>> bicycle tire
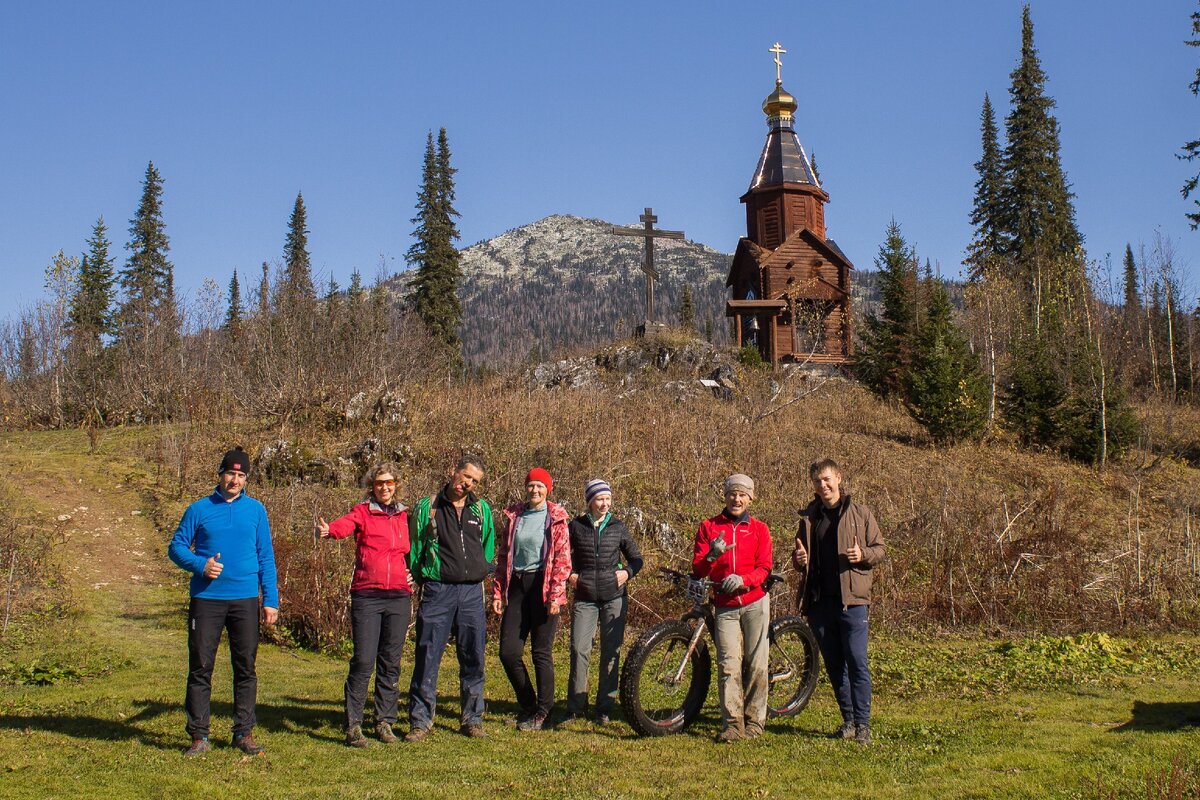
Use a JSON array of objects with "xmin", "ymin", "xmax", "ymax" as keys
[
  {"xmin": 619, "ymin": 620, "xmax": 712, "ymax": 736},
  {"xmin": 766, "ymin": 616, "xmax": 820, "ymax": 718}
]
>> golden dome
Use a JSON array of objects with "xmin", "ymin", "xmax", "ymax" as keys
[{"xmin": 762, "ymin": 82, "xmax": 797, "ymax": 120}]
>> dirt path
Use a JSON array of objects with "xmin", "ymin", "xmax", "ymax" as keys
[{"xmin": 1, "ymin": 434, "xmax": 179, "ymax": 624}]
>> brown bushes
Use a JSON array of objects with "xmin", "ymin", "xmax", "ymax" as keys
[{"xmin": 142, "ymin": 352, "xmax": 1199, "ymax": 651}]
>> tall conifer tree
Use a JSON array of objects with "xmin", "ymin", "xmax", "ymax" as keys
[
  {"xmin": 857, "ymin": 220, "xmax": 919, "ymax": 399},
  {"xmin": 70, "ymin": 216, "xmax": 116, "ymax": 353},
  {"xmin": 281, "ymin": 192, "xmax": 315, "ymax": 315},
  {"xmin": 225, "ymin": 269, "xmax": 243, "ymax": 336},
  {"xmin": 1000, "ymin": 6, "xmax": 1081, "ymax": 290},
  {"xmin": 1121, "ymin": 244, "xmax": 1141, "ymax": 312},
  {"xmin": 906, "ymin": 277, "xmax": 989, "ymax": 443},
  {"xmin": 408, "ymin": 128, "xmax": 463, "ymax": 362},
  {"xmin": 117, "ymin": 162, "xmax": 176, "ymax": 346},
  {"xmin": 966, "ymin": 94, "xmax": 1007, "ymax": 280}
]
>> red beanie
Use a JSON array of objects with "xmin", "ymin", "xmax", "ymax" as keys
[{"xmin": 525, "ymin": 467, "xmax": 553, "ymax": 494}]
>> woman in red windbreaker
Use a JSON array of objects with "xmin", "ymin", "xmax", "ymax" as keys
[{"xmin": 317, "ymin": 461, "xmax": 412, "ymax": 748}]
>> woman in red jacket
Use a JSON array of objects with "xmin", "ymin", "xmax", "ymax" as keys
[
  {"xmin": 692, "ymin": 473, "xmax": 773, "ymax": 743},
  {"xmin": 317, "ymin": 462, "xmax": 412, "ymax": 747}
]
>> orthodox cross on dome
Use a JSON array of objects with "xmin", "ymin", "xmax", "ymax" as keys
[
  {"xmin": 769, "ymin": 42, "xmax": 787, "ymax": 84},
  {"xmin": 611, "ymin": 208, "xmax": 684, "ymax": 325}
]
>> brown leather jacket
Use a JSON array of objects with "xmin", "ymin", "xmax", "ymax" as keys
[{"xmin": 792, "ymin": 495, "xmax": 885, "ymax": 612}]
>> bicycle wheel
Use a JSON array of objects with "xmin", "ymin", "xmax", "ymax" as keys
[
  {"xmin": 766, "ymin": 616, "xmax": 820, "ymax": 718},
  {"xmin": 619, "ymin": 620, "xmax": 711, "ymax": 736}
]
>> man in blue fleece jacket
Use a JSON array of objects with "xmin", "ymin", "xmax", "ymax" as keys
[{"xmin": 169, "ymin": 447, "xmax": 278, "ymax": 757}]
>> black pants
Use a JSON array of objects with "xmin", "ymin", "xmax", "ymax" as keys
[
  {"xmin": 186, "ymin": 597, "xmax": 260, "ymax": 739},
  {"xmin": 344, "ymin": 593, "xmax": 412, "ymax": 729},
  {"xmin": 498, "ymin": 570, "xmax": 559, "ymax": 716}
]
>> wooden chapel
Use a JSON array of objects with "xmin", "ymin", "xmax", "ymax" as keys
[{"xmin": 726, "ymin": 49, "xmax": 854, "ymax": 365}]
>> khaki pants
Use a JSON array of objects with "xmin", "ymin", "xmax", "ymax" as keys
[{"xmin": 713, "ymin": 594, "xmax": 770, "ymax": 734}]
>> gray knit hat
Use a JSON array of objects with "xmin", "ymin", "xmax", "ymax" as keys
[
  {"xmin": 585, "ymin": 479, "xmax": 612, "ymax": 504},
  {"xmin": 724, "ymin": 473, "xmax": 755, "ymax": 499}
]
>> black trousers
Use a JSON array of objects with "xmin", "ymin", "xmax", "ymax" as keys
[
  {"xmin": 498, "ymin": 570, "xmax": 559, "ymax": 716},
  {"xmin": 186, "ymin": 597, "xmax": 260, "ymax": 739},
  {"xmin": 344, "ymin": 593, "xmax": 412, "ymax": 729}
]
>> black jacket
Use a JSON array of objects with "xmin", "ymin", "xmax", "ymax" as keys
[{"xmin": 568, "ymin": 513, "xmax": 643, "ymax": 603}]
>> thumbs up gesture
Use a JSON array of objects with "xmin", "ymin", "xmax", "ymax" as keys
[
  {"xmin": 846, "ymin": 538, "xmax": 863, "ymax": 565},
  {"xmin": 793, "ymin": 537, "xmax": 808, "ymax": 568},
  {"xmin": 316, "ymin": 517, "xmax": 331, "ymax": 538},
  {"xmin": 204, "ymin": 553, "xmax": 223, "ymax": 579}
]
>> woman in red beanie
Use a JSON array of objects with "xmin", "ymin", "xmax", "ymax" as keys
[{"xmin": 492, "ymin": 467, "xmax": 572, "ymax": 731}]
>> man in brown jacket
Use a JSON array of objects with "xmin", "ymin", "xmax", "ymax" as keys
[{"xmin": 792, "ymin": 458, "xmax": 885, "ymax": 744}]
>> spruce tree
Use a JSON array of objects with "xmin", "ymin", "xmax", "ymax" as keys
[
  {"xmin": 857, "ymin": 220, "xmax": 919, "ymax": 399},
  {"xmin": 281, "ymin": 192, "xmax": 315, "ymax": 315},
  {"xmin": 906, "ymin": 277, "xmax": 988, "ymax": 443},
  {"xmin": 1181, "ymin": 3, "xmax": 1200, "ymax": 228},
  {"xmin": 407, "ymin": 128, "xmax": 463, "ymax": 363},
  {"xmin": 966, "ymin": 94, "xmax": 1007, "ymax": 280},
  {"xmin": 70, "ymin": 217, "xmax": 116, "ymax": 352},
  {"xmin": 678, "ymin": 284, "xmax": 695, "ymax": 330},
  {"xmin": 117, "ymin": 162, "xmax": 176, "ymax": 347},
  {"xmin": 1000, "ymin": 6, "xmax": 1081, "ymax": 290},
  {"xmin": 225, "ymin": 269, "xmax": 243, "ymax": 335},
  {"xmin": 258, "ymin": 262, "xmax": 270, "ymax": 315},
  {"xmin": 325, "ymin": 275, "xmax": 340, "ymax": 323},
  {"xmin": 1121, "ymin": 244, "xmax": 1141, "ymax": 311},
  {"xmin": 1002, "ymin": 333, "xmax": 1064, "ymax": 448}
]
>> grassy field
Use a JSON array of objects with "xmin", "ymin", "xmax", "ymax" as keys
[{"xmin": 1, "ymin": 430, "xmax": 1198, "ymax": 800}]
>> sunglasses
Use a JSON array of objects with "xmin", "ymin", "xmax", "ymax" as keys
[{"xmin": 373, "ymin": 479, "xmax": 396, "ymax": 488}]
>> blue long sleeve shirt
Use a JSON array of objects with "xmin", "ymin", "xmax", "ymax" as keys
[{"xmin": 169, "ymin": 490, "xmax": 279, "ymax": 608}]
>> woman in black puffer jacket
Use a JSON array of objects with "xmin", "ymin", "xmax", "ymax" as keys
[{"xmin": 561, "ymin": 479, "xmax": 644, "ymax": 725}]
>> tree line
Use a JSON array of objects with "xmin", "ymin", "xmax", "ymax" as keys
[
  {"xmin": 0, "ymin": 128, "xmax": 464, "ymax": 432},
  {"xmin": 855, "ymin": 5, "xmax": 1199, "ymax": 464}
]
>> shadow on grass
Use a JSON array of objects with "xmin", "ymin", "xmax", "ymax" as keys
[
  {"xmin": 0, "ymin": 697, "xmax": 345, "ymax": 748},
  {"xmin": 1112, "ymin": 701, "xmax": 1200, "ymax": 733},
  {"xmin": 0, "ymin": 708, "xmax": 176, "ymax": 749}
]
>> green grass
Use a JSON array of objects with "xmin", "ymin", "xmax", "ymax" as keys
[{"xmin": 0, "ymin": 429, "xmax": 1198, "ymax": 799}]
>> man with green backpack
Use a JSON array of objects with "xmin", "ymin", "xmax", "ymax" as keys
[{"xmin": 405, "ymin": 455, "xmax": 496, "ymax": 741}]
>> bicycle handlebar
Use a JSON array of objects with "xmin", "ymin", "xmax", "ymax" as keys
[{"xmin": 659, "ymin": 567, "xmax": 787, "ymax": 592}]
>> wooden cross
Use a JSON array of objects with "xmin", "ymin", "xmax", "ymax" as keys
[
  {"xmin": 611, "ymin": 208, "xmax": 684, "ymax": 324},
  {"xmin": 769, "ymin": 42, "xmax": 787, "ymax": 83}
]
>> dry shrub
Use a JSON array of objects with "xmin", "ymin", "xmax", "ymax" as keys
[
  {"xmin": 0, "ymin": 479, "xmax": 59, "ymax": 636},
  {"xmin": 143, "ymin": 351, "xmax": 1200, "ymax": 647}
]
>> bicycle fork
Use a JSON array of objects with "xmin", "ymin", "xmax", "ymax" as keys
[{"xmin": 671, "ymin": 621, "xmax": 709, "ymax": 685}]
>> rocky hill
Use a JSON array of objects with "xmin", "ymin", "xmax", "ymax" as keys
[
  {"xmin": 389, "ymin": 214, "xmax": 886, "ymax": 368},
  {"xmin": 386, "ymin": 215, "xmax": 731, "ymax": 367}
]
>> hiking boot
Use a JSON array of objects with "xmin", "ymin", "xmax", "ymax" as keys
[
  {"xmin": 831, "ymin": 722, "xmax": 856, "ymax": 740},
  {"xmin": 375, "ymin": 721, "xmax": 397, "ymax": 744},
  {"xmin": 714, "ymin": 726, "xmax": 745, "ymax": 743},
  {"xmin": 592, "ymin": 712, "xmax": 611, "ymax": 727},
  {"xmin": 855, "ymin": 723, "xmax": 872, "ymax": 745},
  {"xmin": 744, "ymin": 723, "xmax": 764, "ymax": 740},
  {"xmin": 460, "ymin": 723, "xmax": 487, "ymax": 739},
  {"xmin": 345, "ymin": 724, "xmax": 369, "ymax": 748},
  {"xmin": 404, "ymin": 726, "xmax": 431, "ymax": 743},
  {"xmin": 517, "ymin": 711, "xmax": 547, "ymax": 732},
  {"xmin": 233, "ymin": 733, "xmax": 265, "ymax": 756},
  {"xmin": 183, "ymin": 737, "xmax": 210, "ymax": 757}
]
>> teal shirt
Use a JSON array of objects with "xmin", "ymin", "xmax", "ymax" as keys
[{"xmin": 513, "ymin": 505, "xmax": 547, "ymax": 572}]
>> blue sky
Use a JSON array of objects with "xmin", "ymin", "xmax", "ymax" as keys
[{"xmin": 2, "ymin": 1, "xmax": 1197, "ymax": 323}]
